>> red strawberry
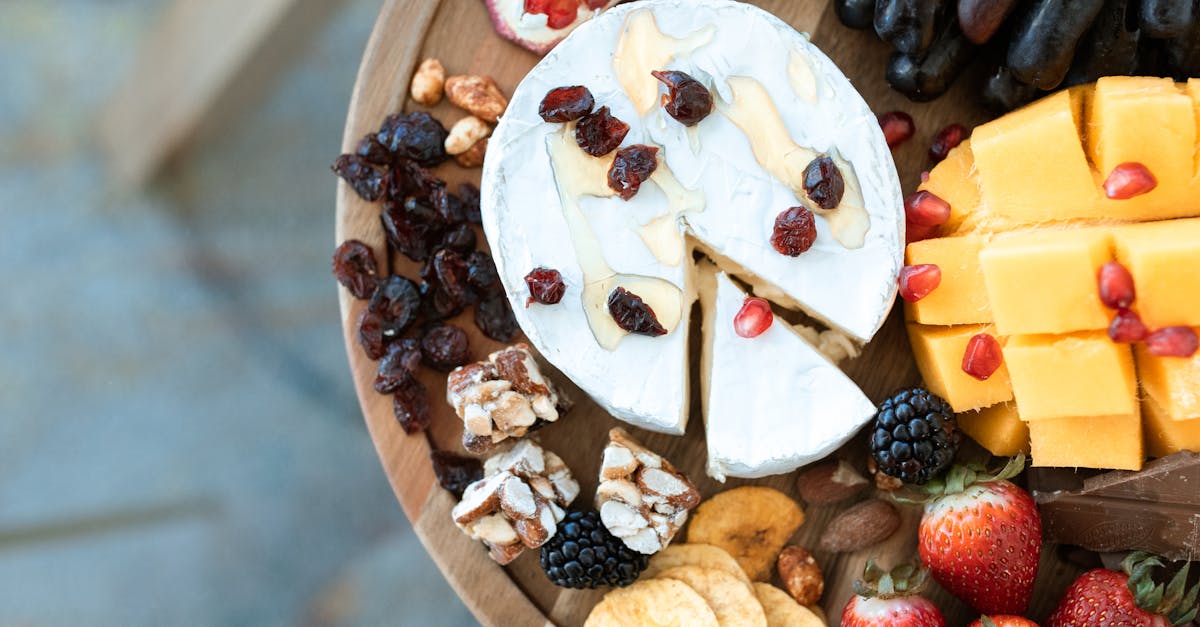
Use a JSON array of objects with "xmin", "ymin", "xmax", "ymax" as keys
[
  {"xmin": 1048, "ymin": 552, "xmax": 1199, "ymax": 627},
  {"xmin": 916, "ymin": 456, "xmax": 1041, "ymax": 616},
  {"xmin": 842, "ymin": 560, "xmax": 946, "ymax": 627},
  {"xmin": 970, "ymin": 615, "xmax": 1040, "ymax": 627}
]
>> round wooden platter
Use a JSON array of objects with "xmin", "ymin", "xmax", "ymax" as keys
[{"xmin": 334, "ymin": 1, "xmax": 1085, "ymax": 624}]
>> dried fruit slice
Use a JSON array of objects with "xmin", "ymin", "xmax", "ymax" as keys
[
  {"xmin": 685, "ymin": 487, "xmax": 805, "ymax": 581},
  {"xmin": 642, "ymin": 543, "xmax": 751, "ymax": 587},
  {"xmin": 654, "ymin": 565, "xmax": 767, "ymax": 627},
  {"xmin": 584, "ymin": 578, "xmax": 719, "ymax": 627},
  {"xmin": 751, "ymin": 583, "xmax": 825, "ymax": 627},
  {"xmin": 485, "ymin": 0, "xmax": 621, "ymax": 56}
]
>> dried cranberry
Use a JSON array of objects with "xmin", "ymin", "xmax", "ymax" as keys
[
  {"xmin": 441, "ymin": 223, "xmax": 477, "ymax": 253},
  {"xmin": 431, "ymin": 186, "xmax": 465, "ymax": 225},
  {"xmin": 651, "ymin": 70, "xmax": 713, "ymax": 126},
  {"xmin": 608, "ymin": 144, "xmax": 659, "ymax": 200},
  {"xmin": 525, "ymin": 267, "xmax": 566, "ymax": 305},
  {"xmin": 421, "ymin": 282, "xmax": 466, "ymax": 320},
  {"xmin": 459, "ymin": 183, "xmax": 482, "ymax": 224},
  {"xmin": 929, "ymin": 123, "xmax": 968, "ymax": 163},
  {"xmin": 476, "ymin": 294, "xmax": 520, "ymax": 342},
  {"xmin": 421, "ymin": 324, "xmax": 471, "ymax": 371},
  {"xmin": 368, "ymin": 276, "xmax": 422, "ymax": 339},
  {"xmin": 430, "ymin": 450, "xmax": 483, "ymax": 499},
  {"xmin": 430, "ymin": 248, "xmax": 474, "ymax": 307},
  {"xmin": 355, "ymin": 132, "xmax": 391, "ymax": 166},
  {"xmin": 1097, "ymin": 262, "xmax": 1136, "ymax": 309},
  {"xmin": 898, "ymin": 264, "xmax": 941, "ymax": 302},
  {"xmin": 539, "ymin": 85, "xmax": 595, "ymax": 122},
  {"xmin": 770, "ymin": 206, "xmax": 818, "ymax": 256},
  {"xmin": 961, "ymin": 332, "xmax": 1003, "ymax": 380},
  {"xmin": 382, "ymin": 198, "xmax": 444, "ymax": 262},
  {"xmin": 357, "ymin": 309, "xmax": 388, "ymax": 360},
  {"xmin": 331, "ymin": 154, "xmax": 386, "ymax": 201},
  {"xmin": 1104, "ymin": 162, "xmax": 1158, "ymax": 199},
  {"xmin": 393, "ymin": 377, "xmax": 432, "ymax": 434},
  {"xmin": 1108, "ymin": 309, "xmax": 1148, "ymax": 344},
  {"xmin": 332, "ymin": 240, "xmax": 378, "ymax": 299},
  {"xmin": 803, "ymin": 155, "xmax": 845, "ymax": 210},
  {"xmin": 467, "ymin": 251, "xmax": 503, "ymax": 297},
  {"xmin": 607, "ymin": 287, "xmax": 667, "ymax": 336},
  {"xmin": 376, "ymin": 112, "xmax": 449, "ymax": 167},
  {"xmin": 575, "ymin": 106, "xmax": 629, "ymax": 157},
  {"xmin": 878, "ymin": 111, "xmax": 915, "ymax": 148},
  {"xmin": 375, "ymin": 338, "xmax": 422, "ymax": 393},
  {"xmin": 390, "ymin": 158, "xmax": 442, "ymax": 201},
  {"xmin": 1145, "ymin": 326, "xmax": 1199, "ymax": 357}
]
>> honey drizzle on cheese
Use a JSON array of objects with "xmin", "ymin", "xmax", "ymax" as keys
[
  {"xmin": 639, "ymin": 160, "xmax": 706, "ymax": 266},
  {"xmin": 787, "ymin": 48, "xmax": 819, "ymax": 103},
  {"xmin": 717, "ymin": 76, "xmax": 871, "ymax": 249},
  {"xmin": 612, "ymin": 10, "xmax": 716, "ymax": 115},
  {"xmin": 546, "ymin": 128, "xmax": 683, "ymax": 350}
]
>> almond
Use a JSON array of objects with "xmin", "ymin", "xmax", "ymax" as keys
[
  {"xmin": 776, "ymin": 545, "xmax": 824, "ymax": 605},
  {"xmin": 795, "ymin": 459, "xmax": 869, "ymax": 504},
  {"xmin": 817, "ymin": 499, "xmax": 900, "ymax": 553}
]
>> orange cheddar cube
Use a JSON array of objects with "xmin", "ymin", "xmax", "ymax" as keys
[
  {"xmin": 1087, "ymin": 77, "xmax": 1198, "ymax": 220},
  {"xmin": 1029, "ymin": 412, "xmax": 1143, "ymax": 470},
  {"xmin": 1142, "ymin": 394, "xmax": 1200, "ymax": 458},
  {"xmin": 904, "ymin": 235, "xmax": 990, "ymax": 325},
  {"xmin": 971, "ymin": 88, "xmax": 1100, "ymax": 224},
  {"xmin": 1003, "ymin": 332, "xmax": 1137, "ymax": 420},
  {"xmin": 979, "ymin": 228, "xmax": 1112, "ymax": 336},
  {"xmin": 957, "ymin": 402, "xmax": 1029, "ymax": 457},
  {"xmin": 907, "ymin": 323, "xmax": 1012, "ymax": 412},
  {"xmin": 1135, "ymin": 336, "xmax": 1200, "ymax": 421},
  {"xmin": 1112, "ymin": 219, "xmax": 1200, "ymax": 329}
]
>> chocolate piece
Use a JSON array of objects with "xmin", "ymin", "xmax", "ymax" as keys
[{"xmin": 1029, "ymin": 451, "xmax": 1200, "ymax": 561}]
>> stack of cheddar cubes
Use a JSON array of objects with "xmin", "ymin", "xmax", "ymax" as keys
[{"xmin": 905, "ymin": 76, "xmax": 1200, "ymax": 471}]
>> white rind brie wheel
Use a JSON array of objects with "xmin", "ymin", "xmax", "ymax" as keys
[{"xmin": 481, "ymin": 0, "xmax": 902, "ymax": 477}]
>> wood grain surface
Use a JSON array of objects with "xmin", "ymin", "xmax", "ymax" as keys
[{"xmin": 334, "ymin": 1, "xmax": 1085, "ymax": 625}]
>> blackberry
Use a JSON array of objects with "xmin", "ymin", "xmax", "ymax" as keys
[
  {"xmin": 869, "ymin": 387, "xmax": 959, "ymax": 485},
  {"xmin": 540, "ymin": 510, "xmax": 647, "ymax": 589}
]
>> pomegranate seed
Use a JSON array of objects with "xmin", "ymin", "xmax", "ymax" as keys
[
  {"xmin": 1104, "ymin": 162, "xmax": 1157, "ymax": 199},
  {"xmin": 1097, "ymin": 261, "xmax": 1136, "ymax": 309},
  {"xmin": 920, "ymin": 171, "xmax": 931, "ymax": 183},
  {"xmin": 898, "ymin": 264, "xmax": 941, "ymax": 302},
  {"xmin": 961, "ymin": 333, "xmax": 1003, "ymax": 380},
  {"xmin": 1108, "ymin": 309, "xmax": 1148, "ymax": 343},
  {"xmin": 905, "ymin": 191, "xmax": 952, "ymax": 227},
  {"xmin": 929, "ymin": 123, "xmax": 968, "ymax": 163},
  {"xmin": 878, "ymin": 111, "xmax": 915, "ymax": 148},
  {"xmin": 905, "ymin": 221, "xmax": 939, "ymax": 244},
  {"xmin": 1145, "ymin": 326, "xmax": 1199, "ymax": 357},
  {"xmin": 733, "ymin": 297, "xmax": 773, "ymax": 338}
]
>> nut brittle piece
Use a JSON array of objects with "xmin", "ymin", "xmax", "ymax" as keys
[
  {"xmin": 447, "ymin": 344, "xmax": 569, "ymax": 453},
  {"xmin": 596, "ymin": 428, "xmax": 700, "ymax": 554},
  {"xmin": 450, "ymin": 440, "xmax": 578, "ymax": 564}
]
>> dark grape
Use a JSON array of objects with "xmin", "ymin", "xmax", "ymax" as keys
[
  {"xmin": 1063, "ymin": 0, "xmax": 1141, "ymax": 87},
  {"xmin": 1164, "ymin": 19, "xmax": 1200, "ymax": 78},
  {"xmin": 835, "ymin": 0, "xmax": 876, "ymax": 29},
  {"xmin": 1006, "ymin": 0, "xmax": 1105, "ymax": 90},
  {"xmin": 874, "ymin": 0, "xmax": 948, "ymax": 56},
  {"xmin": 886, "ymin": 20, "xmax": 974, "ymax": 102},
  {"xmin": 981, "ymin": 66, "xmax": 1038, "ymax": 112},
  {"xmin": 957, "ymin": 0, "xmax": 1019, "ymax": 44},
  {"xmin": 1140, "ymin": 0, "xmax": 1194, "ymax": 39}
]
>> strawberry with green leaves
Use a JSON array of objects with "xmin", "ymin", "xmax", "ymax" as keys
[
  {"xmin": 841, "ymin": 560, "xmax": 946, "ymax": 627},
  {"xmin": 1048, "ymin": 552, "xmax": 1198, "ymax": 627},
  {"xmin": 914, "ymin": 455, "xmax": 1042, "ymax": 616},
  {"xmin": 969, "ymin": 615, "xmax": 1040, "ymax": 627}
]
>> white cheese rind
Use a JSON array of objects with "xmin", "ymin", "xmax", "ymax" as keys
[
  {"xmin": 481, "ymin": 0, "xmax": 901, "ymax": 435},
  {"xmin": 702, "ymin": 271, "xmax": 876, "ymax": 481}
]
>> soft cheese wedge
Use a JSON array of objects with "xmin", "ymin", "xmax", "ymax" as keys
[
  {"xmin": 701, "ymin": 270, "xmax": 875, "ymax": 480},
  {"xmin": 482, "ymin": 0, "xmax": 901, "ymax": 446},
  {"xmin": 908, "ymin": 76, "xmax": 1200, "ymax": 469}
]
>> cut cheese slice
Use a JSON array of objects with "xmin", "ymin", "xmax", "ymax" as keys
[{"xmin": 701, "ymin": 270, "xmax": 875, "ymax": 480}]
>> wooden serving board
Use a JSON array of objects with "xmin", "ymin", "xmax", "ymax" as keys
[{"xmin": 334, "ymin": 1, "xmax": 1085, "ymax": 624}]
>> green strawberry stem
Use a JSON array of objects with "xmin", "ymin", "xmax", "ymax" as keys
[
  {"xmin": 853, "ymin": 558, "xmax": 931, "ymax": 600},
  {"xmin": 1121, "ymin": 552, "xmax": 1199, "ymax": 626},
  {"xmin": 893, "ymin": 454, "xmax": 1027, "ymax": 504}
]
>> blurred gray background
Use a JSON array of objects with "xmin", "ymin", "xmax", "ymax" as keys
[{"xmin": 0, "ymin": 1, "xmax": 477, "ymax": 624}]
